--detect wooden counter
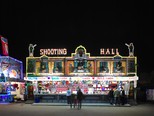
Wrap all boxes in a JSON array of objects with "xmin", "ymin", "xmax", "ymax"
[{"xmin": 34, "ymin": 94, "xmax": 109, "ymax": 103}]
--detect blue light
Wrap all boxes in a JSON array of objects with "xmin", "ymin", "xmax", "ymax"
[
  {"xmin": 0, "ymin": 94, "xmax": 12, "ymax": 103},
  {"xmin": 6, "ymin": 85, "xmax": 11, "ymax": 95}
]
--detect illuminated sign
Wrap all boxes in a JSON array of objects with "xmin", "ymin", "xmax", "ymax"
[
  {"xmin": 100, "ymin": 48, "xmax": 119, "ymax": 55},
  {"xmin": 40, "ymin": 48, "xmax": 67, "ymax": 56},
  {"xmin": 24, "ymin": 76, "xmax": 138, "ymax": 81}
]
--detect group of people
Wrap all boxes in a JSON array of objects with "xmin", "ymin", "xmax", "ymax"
[
  {"xmin": 66, "ymin": 87, "xmax": 84, "ymax": 110},
  {"xmin": 108, "ymin": 87, "xmax": 126, "ymax": 106}
]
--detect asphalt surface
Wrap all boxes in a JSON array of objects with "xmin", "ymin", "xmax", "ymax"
[{"xmin": 0, "ymin": 103, "xmax": 154, "ymax": 116}]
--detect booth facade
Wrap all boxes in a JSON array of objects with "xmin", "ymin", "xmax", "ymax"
[
  {"xmin": 25, "ymin": 44, "xmax": 138, "ymax": 103},
  {"xmin": 0, "ymin": 56, "xmax": 25, "ymax": 103}
]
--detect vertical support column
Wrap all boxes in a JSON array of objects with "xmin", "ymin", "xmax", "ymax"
[
  {"xmin": 126, "ymin": 59, "xmax": 128, "ymax": 75},
  {"xmin": 64, "ymin": 58, "xmax": 66, "ymax": 74},
  {"xmin": 133, "ymin": 80, "xmax": 137, "ymax": 105},
  {"xmin": 74, "ymin": 59, "xmax": 78, "ymax": 73},
  {"xmin": 94, "ymin": 60, "xmax": 97, "ymax": 75}
]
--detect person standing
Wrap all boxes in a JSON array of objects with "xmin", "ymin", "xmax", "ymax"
[
  {"xmin": 77, "ymin": 88, "xmax": 84, "ymax": 110},
  {"xmin": 71, "ymin": 93, "xmax": 78, "ymax": 108},
  {"xmin": 124, "ymin": 81, "xmax": 130, "ymax": 104},
  {"xmin": 66, "ymin": 88, "xmax": 72, "ymax": 107},
  {"xmin": 113, "ymin": 87, "xmax": 120, "ymax": 106},
  {"xmin": 120, "ymin": 87, "xmax": 125, "ymax": 105},
  {"xmin": 108, "ymin": 88, "xmax": 114, "ymax": 105}
]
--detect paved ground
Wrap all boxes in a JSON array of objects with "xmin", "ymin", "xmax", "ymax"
[
  {"xmin": 32, "ymin": 102, "xmax": 117, "ymax": 106},
  {"xmin": 0, "ymin": 102, "xmax": 154, "ymax": 116}
]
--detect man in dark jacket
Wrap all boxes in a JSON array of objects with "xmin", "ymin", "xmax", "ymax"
[
  {"xmin": 108, "ymin": 88, "xmax": 114, "ymax": 105},
  {"xmin": 120, "ymin": 87, "xmax": 125, "ymax": 105}
]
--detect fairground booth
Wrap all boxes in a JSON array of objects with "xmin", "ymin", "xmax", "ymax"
[
  {"xmin": 0, "ymin": 35, "xmax": 25, "ymax": 103},
  {"xmin": 25, "ymin": 44, "xmax": 138, "ymax": 103}
]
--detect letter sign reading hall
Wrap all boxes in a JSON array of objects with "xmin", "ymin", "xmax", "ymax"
[{"xmin": 100, "ymin": 48, "xmax": 119, "ymax": 55}]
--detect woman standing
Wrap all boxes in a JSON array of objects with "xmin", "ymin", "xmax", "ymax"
[
  {"xmin": 77, "ymin": 88, "xmax": 84, "ymax": 110},
  {"xmin": 66, "ymin": 88, "xmax": 72, "ymax": 105}
]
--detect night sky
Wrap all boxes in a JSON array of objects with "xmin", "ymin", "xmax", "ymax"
[{"xmin": 0, "ymin": 1, "xmax": 153, "ymax": 74}]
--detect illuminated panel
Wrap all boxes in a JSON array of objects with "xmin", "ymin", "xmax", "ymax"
[{"xmin": 0, "ymin": 56, "xmax": 23, "ymax": 79}]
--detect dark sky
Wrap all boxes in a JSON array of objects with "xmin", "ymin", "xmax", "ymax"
[{"xmin": 0, "ymin": 1, "xmax": 153, "ymax": 74}]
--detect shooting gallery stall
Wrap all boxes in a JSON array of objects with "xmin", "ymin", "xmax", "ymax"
[{"xmin": 25, "ymin": 44, "xmax": 138, "ymax": 103}]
